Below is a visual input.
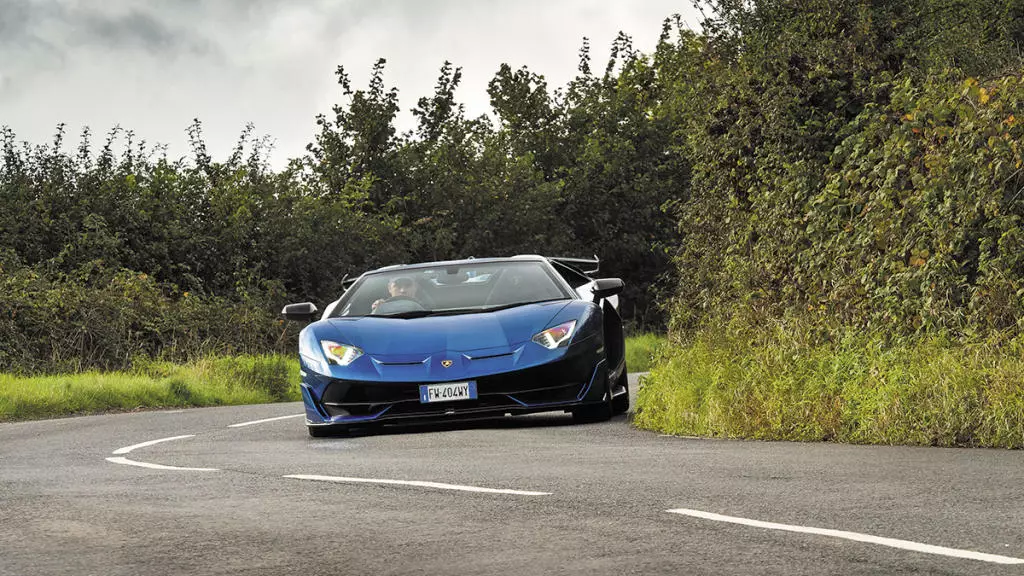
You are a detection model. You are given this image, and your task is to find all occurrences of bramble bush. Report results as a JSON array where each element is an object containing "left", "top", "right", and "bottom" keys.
[
  {"left": 4, "top": 0, "right": 1024, "bottom": 406},
  {"left": 0, "top": 260, "right": 292, "bottom": 374},
  {"left": 1, "top": 38, "right": 685, "bottom": 373},
  {"left": 664, "top": 0, "right": 1024, "bottom": 337},
  {"left": 635, "top": 0, "right": 1024, "bottom": 446}
]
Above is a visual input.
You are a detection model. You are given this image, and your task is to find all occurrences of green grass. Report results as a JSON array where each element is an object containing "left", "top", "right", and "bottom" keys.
[
  {"left": 1, "top": 337, "right": 667, "bottom": 422},
  {"left": 625, "top": 334, "right": 667, "bottom": 373},
  {"left": 0, "top": 355, "right": 301, "bottom": 422},
  {"left": 634, "top": 329, "right": 1024, "bottom": 448}
]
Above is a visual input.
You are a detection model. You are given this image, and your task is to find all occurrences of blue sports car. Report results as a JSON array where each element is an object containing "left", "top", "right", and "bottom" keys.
[{"left": 281, "top": 255, "right": 628, "bottom": 437}]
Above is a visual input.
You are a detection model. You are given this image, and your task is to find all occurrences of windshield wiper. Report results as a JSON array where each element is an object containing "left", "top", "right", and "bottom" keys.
[
  {"left": 375, "top": 308, "right": 492, "bottom": 318},
  {"left": 429, "top": 299, "right": 568, "bottom": 316},
  {"left": 374, "top": 310, "right": 439, "bottom": 319},
  {"left": 479, "top": 298, "right": 568, "bottom": 313},
  {"left": 373, "top": 299, "right": 568, "bottom": 319}
]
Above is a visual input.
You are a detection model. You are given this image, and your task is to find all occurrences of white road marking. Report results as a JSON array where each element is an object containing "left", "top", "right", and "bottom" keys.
[
  {"left": 227, "top": 414, "right": 305, "bottom": 428},
  {"left": 107, "top": 434, "right": 217, "bottom": 471},
  {"left": 667, "top": 508, "right": 1024, "bottom": 565},
  {"left": 284, "top": 474, "right": 552, "bottom": 496},
  {"left": 112, "top": 435, "right": 195, "bottom": 455},
  {"left": 105, "top": 456, "right": 219, "bottom": 472}
]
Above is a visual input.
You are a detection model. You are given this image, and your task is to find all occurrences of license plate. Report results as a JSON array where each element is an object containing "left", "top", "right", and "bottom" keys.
[{"left": 419, "top": 381, "right": 477, "bottom": 403}]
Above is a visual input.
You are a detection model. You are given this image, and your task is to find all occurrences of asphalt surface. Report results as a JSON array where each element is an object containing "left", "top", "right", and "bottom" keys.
[{"left": 3, "top": 374, "right": 1024, "bottom": 576}]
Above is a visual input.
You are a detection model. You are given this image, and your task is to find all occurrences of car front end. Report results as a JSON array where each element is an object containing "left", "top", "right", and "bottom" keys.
[{"left": 298, "top": 300, "right": 611, "bottom": 430}]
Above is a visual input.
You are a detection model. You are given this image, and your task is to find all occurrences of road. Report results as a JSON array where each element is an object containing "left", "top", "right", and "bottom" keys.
[{"left": 2, "top": 374, "right": 1023, "bottom": 575}]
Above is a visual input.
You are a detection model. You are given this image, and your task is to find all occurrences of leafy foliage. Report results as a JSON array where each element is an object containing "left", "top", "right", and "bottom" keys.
[
  {"left": 1, "top": 33, "right": 684, "bottom": 372},
  {"left": 636, "top": 0, "right": 1024, "bottom": 446},
  {"left": 665, "top": 0, "right": 1024, "bottom": 337},
  {"left": 3, "top": 0, "right": 1023, "bottom": 378}
]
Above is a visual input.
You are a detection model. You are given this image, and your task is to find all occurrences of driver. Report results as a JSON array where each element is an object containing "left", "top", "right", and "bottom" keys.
[{"left": 371, "top": 276, "right": 419, "bottom": 312}]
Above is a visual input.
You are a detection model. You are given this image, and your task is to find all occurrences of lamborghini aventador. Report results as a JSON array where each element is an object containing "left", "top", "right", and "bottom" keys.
[{"left": 280, "top": 255, "right": 628, "bottom": 437}]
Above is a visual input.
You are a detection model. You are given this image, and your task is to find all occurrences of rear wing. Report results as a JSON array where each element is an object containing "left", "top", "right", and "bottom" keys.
[{"left": 549, "top": 256, "right": 600, "bottom": 276}]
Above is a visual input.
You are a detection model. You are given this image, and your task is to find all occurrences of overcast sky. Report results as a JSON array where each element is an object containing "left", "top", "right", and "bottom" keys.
[{"left": 1, "top": 0, "right": 699, "bottom": 166}]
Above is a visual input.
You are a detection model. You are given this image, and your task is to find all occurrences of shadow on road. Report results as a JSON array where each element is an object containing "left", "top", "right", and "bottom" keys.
[{"left": 324, "top": 411, "right": 630, "bottom": 439}]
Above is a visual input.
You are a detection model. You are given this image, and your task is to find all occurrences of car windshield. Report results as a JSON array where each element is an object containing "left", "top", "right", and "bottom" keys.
[{"left": 329, "top": 261, "right": 572, "bottom": 318}]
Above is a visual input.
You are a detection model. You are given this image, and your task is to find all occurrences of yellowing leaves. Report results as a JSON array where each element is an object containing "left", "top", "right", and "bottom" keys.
[{"left": 909, "top": 249, "right": 930, "bottom": 268}]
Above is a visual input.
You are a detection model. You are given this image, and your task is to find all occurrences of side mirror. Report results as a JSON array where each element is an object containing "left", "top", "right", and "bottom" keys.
[
  {"left": 591, "top": 278, "right": 624, "bottom": 302},
  {"left": 281, "top": 302, "right": 318, "bottom": 323}
]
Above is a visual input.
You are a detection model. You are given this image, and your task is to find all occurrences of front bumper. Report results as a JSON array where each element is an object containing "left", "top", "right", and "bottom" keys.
[{"left": 302, "top": 342, "right": 608, "bottom": 427}]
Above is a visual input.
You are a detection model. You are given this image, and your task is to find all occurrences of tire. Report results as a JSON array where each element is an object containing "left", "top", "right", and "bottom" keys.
[
  {"left": 572, "top": 402, "right": 612, "bottom": 423},
  {"left": 308, "top": 425, "right": 344, "bottom": 438},
  {"left": 572, "top": 366, "right": 614, "bottom": 423},
  {"left": 612, "top": 365, "right": 629, "bottom": 415}
]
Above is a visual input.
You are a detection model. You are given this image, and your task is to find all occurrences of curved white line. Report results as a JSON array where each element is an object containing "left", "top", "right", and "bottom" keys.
[
  {"left": 228, "top": 414, "right": 304, "bottom": 428},
  {"left": 108, "top": 435, "right": 217, "bottom": 471},
  {"left": 112, "top": 435, "right": 195, "bottom": 455},
  {"left": 284, "top": 474, "right": 551, "bottom": 496},
  {"left": 667, "top": 509, "right": 1024, "bottom": 565},
  {"left": 106, "top": 456, "right": 218, "bottom": 472}
]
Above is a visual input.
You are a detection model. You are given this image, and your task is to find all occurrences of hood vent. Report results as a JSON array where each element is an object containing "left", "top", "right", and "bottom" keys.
[
  {"left": 371, "top": 357, "right": 429, "bottom": 366},
  {"left": 464, "top": 351, "right": 514, "bottom": 361}
]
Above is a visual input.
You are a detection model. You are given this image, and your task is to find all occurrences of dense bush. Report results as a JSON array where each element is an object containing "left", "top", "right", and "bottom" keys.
[
  {"left": 635, "top": 0, "right": 1024, "bottom": 446},
  {"left": 1, "top": 38, "right": 687, "bottom": 373},
  {"left": 4, "top": 0, "right": 1023, "bottom": 380},
  {"left": 0, "top": 259, "right": 292, "bottom": 373},
  {"left": 664, "top": 0, "right": 1024, "bottom": 336}
]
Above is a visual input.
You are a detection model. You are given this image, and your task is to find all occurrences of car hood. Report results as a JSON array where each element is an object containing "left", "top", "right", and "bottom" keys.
[{"left": 316, "top": 300, "right": 572, "bottom": 355}]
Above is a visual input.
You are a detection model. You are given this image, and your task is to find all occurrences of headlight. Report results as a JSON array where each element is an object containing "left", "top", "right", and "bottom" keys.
[
  {"left": 321, "top": 341, "right": 363, "bottom": 366},
  {"left": 532, "top": 320, "right": 577, "bottom": 349}
]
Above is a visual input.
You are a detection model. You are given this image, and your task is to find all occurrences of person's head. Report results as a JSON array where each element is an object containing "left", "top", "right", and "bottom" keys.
[{"left": 388, "top": 276, "right": 417, "bottom": 298}]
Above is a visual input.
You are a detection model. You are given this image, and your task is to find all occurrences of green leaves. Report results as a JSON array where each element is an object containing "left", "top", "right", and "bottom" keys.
[
  {"left": 3, "top": 1, "right": 1022, "bottom": 375},
  {"left": 665, "top": 0, "right": 1024, "bottom": 339}
]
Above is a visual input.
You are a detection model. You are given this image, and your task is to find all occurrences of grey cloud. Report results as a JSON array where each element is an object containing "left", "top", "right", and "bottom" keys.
[
  {"left": 0, "top": 1, "right": 61, "bottom": 56},
  {"left": 0, "top": 0, "right": 51, "bottom": 43},
  {"left": 0, "top": 0, "right": 218, "bottom": 61},
  {"left": 70, "top": 8, "right": 215, "bottom": 56},
  {"left": 0, "top": 2, "right": 67, "bottom": 79}
]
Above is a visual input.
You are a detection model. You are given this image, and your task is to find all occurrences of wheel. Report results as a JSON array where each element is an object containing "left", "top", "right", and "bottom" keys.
[
  {"left": 612, "top": 365, "right": 629, "bottom": 415},
  {"left": 572, "top": 402, "right": 612, "bottom": 423},
  {"left": 572, "top": 366, "right": 614, "bottom": 423},
  {"left": 308, "top": 425, "right": 345, "bottom": 438}
]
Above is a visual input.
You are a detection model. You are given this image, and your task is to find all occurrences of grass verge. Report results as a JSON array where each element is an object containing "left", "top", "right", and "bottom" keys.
[
  {"left": 0, "top": 355, "right": 300, "bottom": 422},
  {"left": 634, "top": 329, "right": 1024, "bottom": 448},
  {"left": 1, "top": 335, "right": 667, "bottom": 422},
  {"left": 625, "top": 334, "right": 667, "bottom": 373}
]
